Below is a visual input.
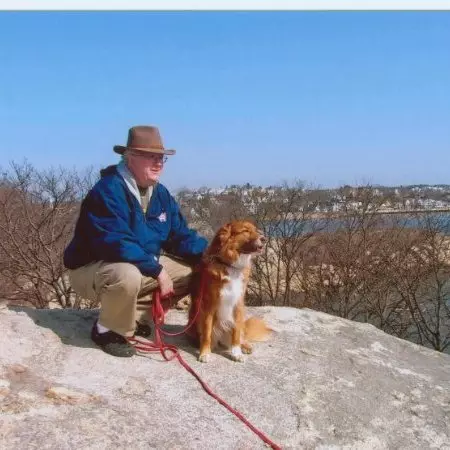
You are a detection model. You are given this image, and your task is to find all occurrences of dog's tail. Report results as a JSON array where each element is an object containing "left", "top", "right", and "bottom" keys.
[{"left": 244, "top": 317, "right": 273, "bottom": 342}]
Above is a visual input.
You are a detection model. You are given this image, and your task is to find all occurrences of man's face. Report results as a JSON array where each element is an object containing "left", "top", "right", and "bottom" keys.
[{"left": 126, "top": 150, "right": 168, "bottom": 187}]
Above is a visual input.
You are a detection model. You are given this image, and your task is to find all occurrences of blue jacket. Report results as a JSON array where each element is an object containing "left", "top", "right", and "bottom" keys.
[{"left": 64, "top": 164, "right": 207, "bottom": 278}]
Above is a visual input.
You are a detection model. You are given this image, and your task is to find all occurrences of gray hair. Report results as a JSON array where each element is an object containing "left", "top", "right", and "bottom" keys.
[{"left": 121, "top": 149, "right": 130, "bottom": 164}]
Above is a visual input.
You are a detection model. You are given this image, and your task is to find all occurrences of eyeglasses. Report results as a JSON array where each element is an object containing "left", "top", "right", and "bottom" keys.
[{"left": 129, "top": 151, "right": 168, "bottom": 164}]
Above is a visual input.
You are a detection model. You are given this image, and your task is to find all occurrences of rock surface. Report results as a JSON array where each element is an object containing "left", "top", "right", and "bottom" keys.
[{"left": 1, "top": 304, "right": 449, "bottom": 449}]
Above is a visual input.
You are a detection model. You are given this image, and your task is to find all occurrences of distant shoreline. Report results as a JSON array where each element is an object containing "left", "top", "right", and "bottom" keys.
[{"left": 307, "top": 208, "right": 450, "bottom": 220}]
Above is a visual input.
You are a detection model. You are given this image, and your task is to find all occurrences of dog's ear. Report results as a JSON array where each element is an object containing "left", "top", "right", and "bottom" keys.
[
  {"left": 209, "top": 223, "right": 232, "bottom": 254},
  {"left": 217, "top": 223, "right": 232, "bottom": 243}
]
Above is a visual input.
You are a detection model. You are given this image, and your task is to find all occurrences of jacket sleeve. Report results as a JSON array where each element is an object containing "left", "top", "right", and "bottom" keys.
[
  {"left": 163, "top": 193, "right": 208, "bottom": 264},
  {"left": 85, "top": 187, "right": 163, "bottom": 278}
]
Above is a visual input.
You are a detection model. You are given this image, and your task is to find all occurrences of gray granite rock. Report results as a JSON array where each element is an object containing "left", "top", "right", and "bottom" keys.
[{"left": 1, "top": 305, "right": 449, "bottom": 449}]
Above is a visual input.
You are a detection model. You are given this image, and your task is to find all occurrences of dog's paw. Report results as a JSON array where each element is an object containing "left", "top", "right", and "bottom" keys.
[
  {"left": 241, "top": 342, "right": 253, "bottom": 354},
  {"left": 230, "top": 346, "right": 245, "bottom": 362},
  {"left": 198, "top": 353, "right": 211, "bottom": 363}
]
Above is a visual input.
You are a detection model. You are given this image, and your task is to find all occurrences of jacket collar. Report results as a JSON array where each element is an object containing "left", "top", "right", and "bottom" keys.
[
  {"left": 117, "top": 161, "right": 156, "bottom": 205},
  {"left": 117, "top": 161, "right": 141, "bottom": 204}
]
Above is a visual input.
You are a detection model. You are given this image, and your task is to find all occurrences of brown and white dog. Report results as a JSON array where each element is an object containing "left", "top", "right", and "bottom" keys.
[{"left": 189, "top": 220, "right": 272, "bottom": 363}]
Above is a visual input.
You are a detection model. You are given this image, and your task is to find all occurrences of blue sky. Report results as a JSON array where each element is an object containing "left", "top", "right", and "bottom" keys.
[{"left": 0, "top": 12, "right": 449, "bottom": 190}]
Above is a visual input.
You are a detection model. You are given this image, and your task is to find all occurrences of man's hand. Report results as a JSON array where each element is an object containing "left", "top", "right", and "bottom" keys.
[{"left": 157, "top": 268, "right": 174, "bottom": 298}]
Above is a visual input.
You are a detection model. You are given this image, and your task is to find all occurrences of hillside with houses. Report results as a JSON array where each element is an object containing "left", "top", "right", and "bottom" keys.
[{"left": 177, "top": 183, "right": 450, "bottom": 219}]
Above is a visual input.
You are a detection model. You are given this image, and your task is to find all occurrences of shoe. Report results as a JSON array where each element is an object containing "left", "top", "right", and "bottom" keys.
[
  {"left": 91, "top": 321, "right": 136, "bottom": 357},
  {"left": 135, "top": 322, "right": 152, "bottom": 338}
]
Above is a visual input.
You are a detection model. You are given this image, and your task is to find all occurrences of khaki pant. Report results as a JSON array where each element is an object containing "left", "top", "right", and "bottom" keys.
[{"left": 68, "top": 255, "right": 192, "bottom": 337}]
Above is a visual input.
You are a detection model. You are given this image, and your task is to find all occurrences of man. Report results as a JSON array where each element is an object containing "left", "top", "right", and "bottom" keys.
[{"left": 64, "top": 125, "right": 207, "bottom": 357}]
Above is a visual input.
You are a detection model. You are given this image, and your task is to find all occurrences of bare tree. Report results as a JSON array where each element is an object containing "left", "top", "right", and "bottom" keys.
[
  {"left": 297, "top": 186, "right": 394, "bottom": 319},
  {"left": 247, "top": 182, "right": 324, "bottom": 306},
  {"left": 387, "top": 212, "right": 450, "bottom": 351},
  {"left": 0, "top": 161, "right": 96, "bottom": 308}
]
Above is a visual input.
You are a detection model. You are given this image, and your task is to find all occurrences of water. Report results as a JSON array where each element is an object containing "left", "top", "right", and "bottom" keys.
[{"left": 264, "top": 212, "right": 450, "bottom": 237}]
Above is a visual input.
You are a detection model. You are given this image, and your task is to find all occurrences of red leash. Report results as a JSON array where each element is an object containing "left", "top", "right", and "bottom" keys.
[{"left": 128, "top": 276, "right": 282, "bottom": 450}]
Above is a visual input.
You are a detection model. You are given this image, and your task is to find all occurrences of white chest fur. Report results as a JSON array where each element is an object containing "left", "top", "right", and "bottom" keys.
[{"left": 217, "top": 254, "right": 251, "bottom": 327}]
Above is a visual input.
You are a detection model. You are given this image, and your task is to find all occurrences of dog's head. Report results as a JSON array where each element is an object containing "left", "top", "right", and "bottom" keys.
[{"left": 207, "top": 220, "right": 266, "bottom": 265}]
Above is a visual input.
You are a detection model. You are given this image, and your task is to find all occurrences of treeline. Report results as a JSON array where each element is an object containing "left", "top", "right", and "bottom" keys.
[
  {"left": 0, "top": 162, "right": 449, "bottom": 353},
  {"left": 178, "top": 183, "right": 450, "bottom": 353}
]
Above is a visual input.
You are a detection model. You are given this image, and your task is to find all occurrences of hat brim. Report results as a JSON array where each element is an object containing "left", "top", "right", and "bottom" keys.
[{"left": 113, "top": 145, "right": 176, "bottom": 156}]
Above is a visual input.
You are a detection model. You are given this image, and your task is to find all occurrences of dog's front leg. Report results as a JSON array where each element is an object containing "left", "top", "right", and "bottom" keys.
[
  {"left": 198, "top": 313, "right": 214, "bottom": 363},
  {"left": 230, "top": 305, "right": 245, "bottom": 362}
]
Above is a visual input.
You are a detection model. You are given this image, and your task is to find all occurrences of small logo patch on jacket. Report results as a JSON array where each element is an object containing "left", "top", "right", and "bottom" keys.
[{"left": 158, "top": 212, "right": 167, "bottom": 222}]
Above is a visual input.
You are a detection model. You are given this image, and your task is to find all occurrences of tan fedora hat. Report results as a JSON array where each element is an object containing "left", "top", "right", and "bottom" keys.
[{"left": 113, "top": 125, "right": 176, "bottom": 155}]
